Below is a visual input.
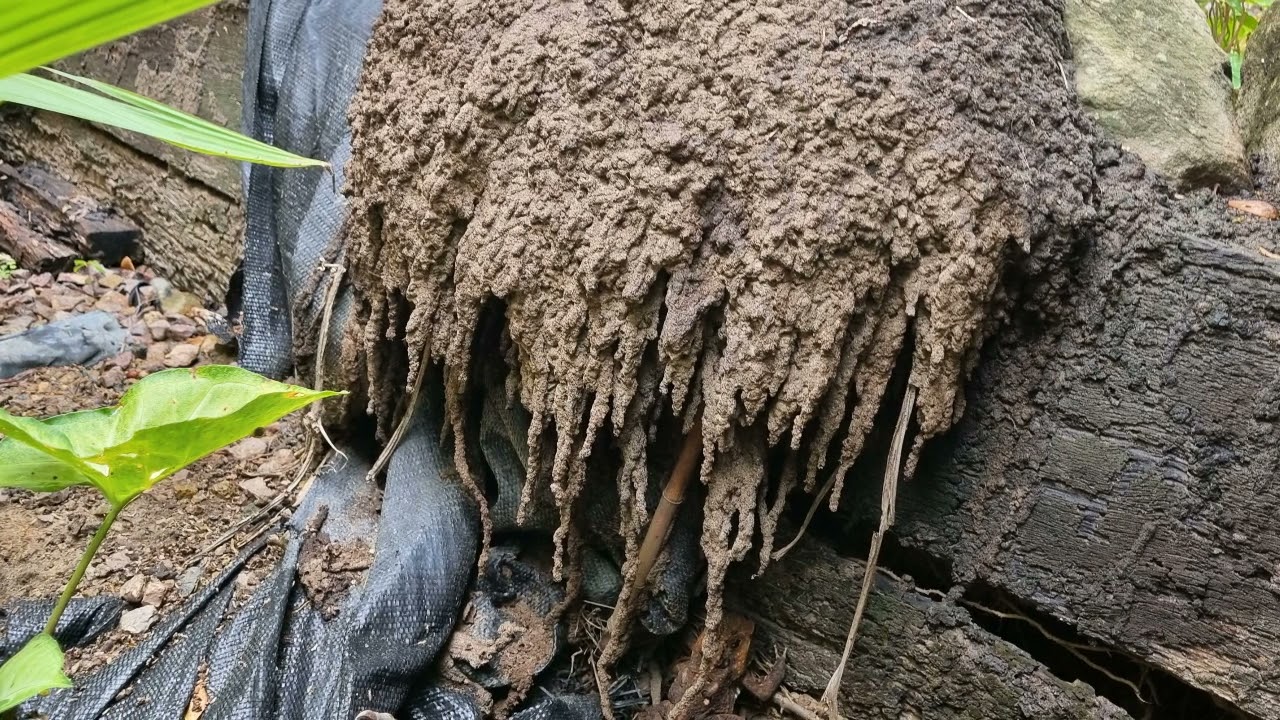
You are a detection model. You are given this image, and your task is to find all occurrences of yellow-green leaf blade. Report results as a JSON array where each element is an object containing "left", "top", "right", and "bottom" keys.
[
  {"left": 0, "top": 440, "right": 92, "bottom": 493},
  {"left": 0, "top": 634, "right": 72, "bottom": 713},
  {"left": 0, "top": 0, "right": 218, "bottom": 79},
  {"left": 0, "top": 73, "right": 326, "bottom": 168}
]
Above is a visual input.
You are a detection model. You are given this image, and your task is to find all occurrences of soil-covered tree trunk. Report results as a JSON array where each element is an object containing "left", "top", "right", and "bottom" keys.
[{"left": 331, "top": 0, "right": 1279, "bottom": 716}]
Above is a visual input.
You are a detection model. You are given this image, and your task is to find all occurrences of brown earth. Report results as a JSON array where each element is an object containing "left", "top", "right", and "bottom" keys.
[
  {"left": 340, "top": 0, "right": 1094, "bottom": 697},
  {"left": 0, "top": 265, "right": 304, "bottom": 674}
]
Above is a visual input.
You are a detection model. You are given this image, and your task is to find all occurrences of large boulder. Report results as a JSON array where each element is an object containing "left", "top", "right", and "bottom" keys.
[
  {"left": 1240, "top": 5, "right": 1280, "bottom": 182},
  {"left": 1066, "top": 0, "right": 1252, "bottom": 191}
]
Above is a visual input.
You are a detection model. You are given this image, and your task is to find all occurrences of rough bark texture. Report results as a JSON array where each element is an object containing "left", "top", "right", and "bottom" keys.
[
  {"left": 868, "top": 155, "right": 1280, "bottom": 718},
  {"left": 730, "top": 538, "right": 1131, "bottom": 719},
  {"left": 0, "top": 3, "right": 246, "bottom": 300}
]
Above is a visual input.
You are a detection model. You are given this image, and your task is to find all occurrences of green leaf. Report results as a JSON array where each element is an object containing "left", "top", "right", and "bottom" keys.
[
  {"left": 0, "top": 0, "right": 218, "bottom": 79},
  {"left": 0, "top": 72, "right": 326, "bottom": 168},
  {"left": 0, "top": 366, "right": 342, "bottom": 507},
  {"left": 0, "top": 634, "right": 72, "bottom": 713}
]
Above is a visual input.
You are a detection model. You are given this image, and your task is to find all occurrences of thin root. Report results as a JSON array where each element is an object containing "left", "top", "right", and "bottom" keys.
[{"left": 820, "top": 385, "right": 916, "bottom": 719}]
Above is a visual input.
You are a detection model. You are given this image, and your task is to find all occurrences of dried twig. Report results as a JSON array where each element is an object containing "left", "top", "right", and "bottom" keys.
[
  {"left": 774, "top": 688, "right": 827, "bottom": 720},
  {"left": 821, "top": 385, "right": 916, "bottom": 719},
  {"left": 367, "top": 345, "right": 431, "bottom": 481},
  {"left": 630, "top": 418, "right": 703, "bottom": 592}
]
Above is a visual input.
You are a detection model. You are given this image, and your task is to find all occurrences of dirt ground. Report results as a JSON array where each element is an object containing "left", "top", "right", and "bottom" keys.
[{"left": 0, "top": 264, "right": 302, "bottom": 675}]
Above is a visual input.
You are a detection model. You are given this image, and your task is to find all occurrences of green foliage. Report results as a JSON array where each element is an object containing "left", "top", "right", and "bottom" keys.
[
  {"left": 0, "top": 366, "right": 341, "bottom": 507},
  {"left": 0, "top": 0, "right": 219, "bottom": 79},
  {"left": 1203, "top": 0, "right": 1276, "bottom": 89},
  {"left": 0, "top": 253, "right": 15, "bottom": 280},
  {"left": 0, "top": 634, "right": 71, "bottom": 713},
  {"left": 0, "top": 71, "right": 325, "bottom": 168},
  {"left": 72, "top": 258, "right": 105, "bottom": 275},
  {"left": 0, "top": 366, "right": 338, "bottom": 711},
  {"left": 0, "top": 0, "right": 323, "bottom": 168}
]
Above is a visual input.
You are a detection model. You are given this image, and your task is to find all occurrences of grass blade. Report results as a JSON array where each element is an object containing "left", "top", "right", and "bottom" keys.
[
  {"left": 0, "top": 0, "right": 218, "bottom": 79},
  {"left": 0, "top": 73, "right": 326, "bottom": 168}
]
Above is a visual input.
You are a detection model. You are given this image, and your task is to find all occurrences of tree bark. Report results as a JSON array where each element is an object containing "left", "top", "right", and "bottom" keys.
[
  {"left": 731, "top": 537, "right": 1130, "bottom": 719},
  {"left": 844, "top": 159, "right": 1280, "bottom": 719}
]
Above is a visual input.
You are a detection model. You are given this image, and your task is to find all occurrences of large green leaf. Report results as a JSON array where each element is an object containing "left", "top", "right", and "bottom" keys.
[
  {"left": 0, "top": 634, "right": 72, "bottom": 713},
  {"left": 0, "top": 0, "right": 218, "bottom": 79},
  {"left": 0, "top": 72, "right": 326, "bottom": 168},
  {"left": 0, "top": 366, "right": 342, "bottom": 507}
]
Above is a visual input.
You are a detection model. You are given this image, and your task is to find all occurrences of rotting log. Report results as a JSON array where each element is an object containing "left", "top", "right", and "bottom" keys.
[
  {"left": 0, "top": 200, "right": 78, "bottom": 272},
  {"left": 0, "top": 162, "right": 142, "bottom": 266},
  {"left": 730, "top": 538, "right": 1130, "bottom": 720},
  {"left": 0, "top": 2, "right": 246, "bottom": 300},
  {"left": 846, "top": 163, "right": 1280, "bottom": 719}
]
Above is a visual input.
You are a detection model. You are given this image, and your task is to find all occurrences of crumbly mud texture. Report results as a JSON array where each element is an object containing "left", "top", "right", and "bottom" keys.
[{"left": 343, "top": 0, "right": 1097, "bottom": 699}]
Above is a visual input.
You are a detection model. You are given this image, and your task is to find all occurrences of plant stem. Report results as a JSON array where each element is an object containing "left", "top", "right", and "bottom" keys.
[{"left": 44, "top": 503, "right": 124, "bottom": 637}]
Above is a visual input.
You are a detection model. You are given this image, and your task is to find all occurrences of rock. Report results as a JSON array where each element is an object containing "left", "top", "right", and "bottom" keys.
[
  {"left": 119, "top": 605, "right": 157, "bottom": 634},
  {"left": 120, "top": 574, "right": 146, "bottom": 604},
  {"left": 103, "top": 550, "right": 131, "bottom": 574},
  {"left": 229, "top": 436, "right": 268, "bottom": 461},
  {"left": 142, "top": 579, "right": 173, "bottom": 608},
  {"left": 210, "top": 480, "right": 237, "bottom": 498},
  {"left": 1240, "top": 5, "right": 1280, "bottom": 183},
  {"left": 166, "top": 315, "right": 198, "bottom": 341},
  {"left": 143, "top": 342, "right": 168, "bottom": 371},
  {"left": 238, "top": 476, "right": 275, "bottom": 503},
  {"left": 50, "top": 294, "right": 84, "bottom": 312},
  {"left": 163, "top": 343, "right": 200, "bottom": 367},
  {"left": 151, "top": 562, "right": 177, "bottom": 581},
  {"left": 97, "top": 272, "right": 124, "bottom": 290},
  {"left": 147, "top": 318, "right": 170, "bottom": 342},
  {"left": 100, "top": 366, "right": 126, "bottom": 388},
  {"left": 57, "top": 272, "right": 89, "bottom": 286},
  {"left": 171, "top": 479, "right": 198, "bottom": 500},
  {"left": 93, "top": 291, "right": 130, "bottom": 314},
  {"left": 1066, "top": 0, "right": 1251, "bottom": 190},
  {"left": 176, "top": 565, "right": 203, "bottom": 597},
  {"left": 257, "top": 449, "right": 295, "bottom": 477},
  {"left": 160, "top": 289, "right": 202, "bottom": 316}
]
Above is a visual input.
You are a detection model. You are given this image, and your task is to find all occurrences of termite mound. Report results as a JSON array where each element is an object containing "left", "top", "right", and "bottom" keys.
[{"left": 339, "top": 0, "right": 1097, "bottom": 712}]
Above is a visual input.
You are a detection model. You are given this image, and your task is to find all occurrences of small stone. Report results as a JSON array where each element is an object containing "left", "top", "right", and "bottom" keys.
[
  {"left": 160, "top": 290, "right": 201, "bottom": 316},
  {"left": 100, "top": 366, "right": 126, "bottom": 389},
  {"left": 104, "top": 550, "right": 131, "bottom": 573},
  {"left": 57, "top": 272, "right": 90, "bottom": 286},
  {"left": 51, "top": 294, "right": 84, "bottom": 312},
  {"left": 98, "top": 272, "right": 124, "bottom": 290},
  {"left": 171, "top": 480, "right": 198, "bottom": 500},
  {"left": 142, "top": 580, "right": 173, "bottom": 608},
  {"left": 147, "top": 318, "right": 170, "bottom": 342},
  {"left": 177, "top": 566, "right": 203, "bottom": 597},
  {"left": 238, "top": 477, "right": 275, "bottom": 504},
  {"left": 93, "top": 291, "right": 130, "bottom": 314},
  {"left": 30, "top": 272, "right": 53, "bottom": 288},
  {"left": 151, "top": 562, "right": 176, "bottom": 581},
  {"left": 119, "top": 605, "right": 157, "bottom": 634},
  {"left": 107, "top": 350, "right": 135, "bottom": 369},
  {"left": 164, "top": 343, "right": 200, "bottom": 368},
  {"left": 257, "top": 449, "right": 295, "bottom": 477},
  {"left": 210, "top": 480, "right": 237, "bottom": 498},
  {"left": 229, "top": 436, "right": 269, "bottom": 461},
  {"left": 120, "top": 574, "right": 146, "bottom": 604},
  {"left": 166, "top": 316, "right": 197, "bottom": 340}
]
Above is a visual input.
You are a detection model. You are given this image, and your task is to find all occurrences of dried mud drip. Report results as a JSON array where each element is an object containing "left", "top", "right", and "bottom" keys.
[{"left": 343, "top": 0, "right": 1098, "bottom": 697}]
